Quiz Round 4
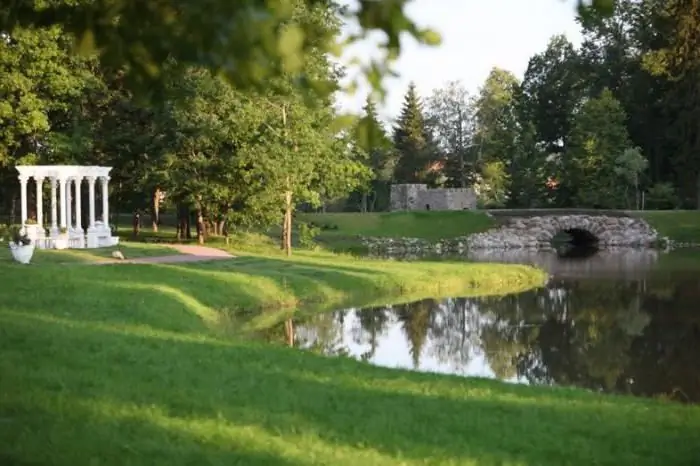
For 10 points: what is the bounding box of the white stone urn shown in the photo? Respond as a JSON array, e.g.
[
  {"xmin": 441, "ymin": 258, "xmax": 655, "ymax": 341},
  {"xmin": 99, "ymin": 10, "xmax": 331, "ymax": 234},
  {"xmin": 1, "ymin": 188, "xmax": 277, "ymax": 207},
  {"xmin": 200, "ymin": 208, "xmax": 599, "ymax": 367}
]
[{"xmin": 9, "ymin": 242, "xmax": 35, "ymax": 264}]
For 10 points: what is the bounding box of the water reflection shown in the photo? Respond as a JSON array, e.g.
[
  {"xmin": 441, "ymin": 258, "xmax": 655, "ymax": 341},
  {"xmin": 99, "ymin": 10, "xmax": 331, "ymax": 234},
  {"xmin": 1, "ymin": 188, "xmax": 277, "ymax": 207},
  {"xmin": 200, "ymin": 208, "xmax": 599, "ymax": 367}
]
[
  {"xmin": 466, "ymin": 248, "xmax": 661, "ymax": 280},
  {"xmin": 258, "ymin": 250, "xmax": 700, "ymax": 403}
]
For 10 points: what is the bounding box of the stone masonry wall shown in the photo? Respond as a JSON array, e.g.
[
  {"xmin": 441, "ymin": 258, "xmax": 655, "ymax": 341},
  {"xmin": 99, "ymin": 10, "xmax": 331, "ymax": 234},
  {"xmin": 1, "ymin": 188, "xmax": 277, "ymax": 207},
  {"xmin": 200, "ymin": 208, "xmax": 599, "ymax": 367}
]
[
  {"xmin": 467, "ymin": 215, "xmax": 659, "ymax": 248},
  {"xmin": 390, "ymin": 184, "xmax": 477, "ymax": 211}
]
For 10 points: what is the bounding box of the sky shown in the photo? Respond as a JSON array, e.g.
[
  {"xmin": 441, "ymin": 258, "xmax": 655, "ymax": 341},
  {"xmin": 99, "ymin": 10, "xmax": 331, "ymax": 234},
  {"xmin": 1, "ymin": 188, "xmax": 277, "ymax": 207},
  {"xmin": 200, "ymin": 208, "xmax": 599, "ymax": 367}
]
[{"xmin": 334, "ymin": 0, "xmax": 584, "ymax": 125}]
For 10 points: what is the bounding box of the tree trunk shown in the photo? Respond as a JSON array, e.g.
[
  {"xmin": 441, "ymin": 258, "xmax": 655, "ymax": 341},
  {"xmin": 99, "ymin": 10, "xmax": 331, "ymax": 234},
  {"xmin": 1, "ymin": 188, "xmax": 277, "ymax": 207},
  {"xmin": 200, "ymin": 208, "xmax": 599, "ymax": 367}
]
[
  {"xmin": 284, "ymin": 319, "xmax": 294, "ymax": 347},
  {"xmin": 361, "ymin": 191, "xmax": 368, "ymax": 213},
  {"xmin": 152, "ymin": 187, "xmax": 161, "ymax": 232},
  {"xmin": 280, "ymin": 190, "xmax": 293, "ymax": 256},
  {"xmin": 195, "ymin": 203, "xmax": 205, "ymax": 245},
  {"xmin": 132, "ymin": 211, "xmax": 141, "ymax": 237},
  {"xmin": 176, "ymin": 203, "xmax": 189, "ymax": 241}
]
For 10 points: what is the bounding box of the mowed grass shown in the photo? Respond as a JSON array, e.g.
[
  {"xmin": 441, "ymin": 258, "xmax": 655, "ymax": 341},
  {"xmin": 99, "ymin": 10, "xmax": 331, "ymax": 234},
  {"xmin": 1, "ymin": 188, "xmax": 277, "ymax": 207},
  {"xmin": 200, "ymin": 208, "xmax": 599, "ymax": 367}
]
[
  {"xmin": 637, "ymin": 210, "xmax": 700, "ymax": 243},
  {"xmin": 297, "ymin": 211, "xmax": 495, "ymax": 252},
  {"xmin": 1, "ymin": 251, "xmax": 698, "ymax": 465},
  {"xmin": 298, "ymin": 211, "xmax": 495, "ymax": 240}
]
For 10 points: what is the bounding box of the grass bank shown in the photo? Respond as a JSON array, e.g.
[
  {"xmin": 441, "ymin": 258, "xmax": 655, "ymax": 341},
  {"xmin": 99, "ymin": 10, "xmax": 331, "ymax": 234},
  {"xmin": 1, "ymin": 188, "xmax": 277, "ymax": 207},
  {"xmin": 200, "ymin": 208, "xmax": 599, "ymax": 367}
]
[
  {"xmin": 636, "ymin": 210, "xmax": 700, "ymax": 243},
  {"xmin": 297, "ymin": 211, "xmax": 495, "ymax": 252},
  {"xmin": 296, "ymin": 210, "xmax": 700, "ymax": 250},
  {"xmin": 2, "ymin": 250, "xmax": 699, "ymax": 465}
]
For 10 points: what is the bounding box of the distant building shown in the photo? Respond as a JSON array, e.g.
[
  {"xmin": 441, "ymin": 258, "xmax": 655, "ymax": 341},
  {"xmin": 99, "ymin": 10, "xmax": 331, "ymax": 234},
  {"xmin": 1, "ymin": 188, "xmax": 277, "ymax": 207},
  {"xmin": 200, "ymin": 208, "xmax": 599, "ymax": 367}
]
[{"xmin": 389, "ymin": 183, "xmax": 477, "ymax": 211}]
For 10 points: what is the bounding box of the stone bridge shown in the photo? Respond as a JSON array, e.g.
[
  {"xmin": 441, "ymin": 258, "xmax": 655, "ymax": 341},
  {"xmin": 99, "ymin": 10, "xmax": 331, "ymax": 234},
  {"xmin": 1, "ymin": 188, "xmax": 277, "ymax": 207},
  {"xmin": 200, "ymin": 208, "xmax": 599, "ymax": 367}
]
[{"xmin": 467, "ymin": 214, "xmax": 659, "ymax": 249}]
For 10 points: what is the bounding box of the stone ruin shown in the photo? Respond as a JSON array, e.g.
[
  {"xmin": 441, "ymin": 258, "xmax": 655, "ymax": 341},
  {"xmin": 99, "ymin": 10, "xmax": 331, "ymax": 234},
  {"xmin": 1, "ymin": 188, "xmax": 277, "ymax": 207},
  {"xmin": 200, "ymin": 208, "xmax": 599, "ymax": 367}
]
[{"xmin": 390, "ymin": 183, "xmax": 477, "ymax": 211}]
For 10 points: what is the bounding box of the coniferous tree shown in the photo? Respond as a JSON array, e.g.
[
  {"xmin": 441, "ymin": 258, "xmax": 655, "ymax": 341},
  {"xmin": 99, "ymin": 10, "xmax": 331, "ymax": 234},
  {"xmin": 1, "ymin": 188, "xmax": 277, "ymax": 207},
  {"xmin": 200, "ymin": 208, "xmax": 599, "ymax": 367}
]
[
  {"xmin": 392, "ymin": 83, "xmax": 437, "ymax": 184},
  {"xmin": 353, "ymin": 96, "xmax": 395, "ymax": 211}
]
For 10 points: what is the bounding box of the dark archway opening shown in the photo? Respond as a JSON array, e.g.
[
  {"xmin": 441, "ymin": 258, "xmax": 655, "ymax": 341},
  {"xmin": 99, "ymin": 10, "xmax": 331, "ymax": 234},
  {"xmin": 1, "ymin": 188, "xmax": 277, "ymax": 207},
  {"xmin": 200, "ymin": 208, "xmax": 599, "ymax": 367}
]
[{"xmin": 552, "ymin": 228, "xmax": 600, "ymax": 259}]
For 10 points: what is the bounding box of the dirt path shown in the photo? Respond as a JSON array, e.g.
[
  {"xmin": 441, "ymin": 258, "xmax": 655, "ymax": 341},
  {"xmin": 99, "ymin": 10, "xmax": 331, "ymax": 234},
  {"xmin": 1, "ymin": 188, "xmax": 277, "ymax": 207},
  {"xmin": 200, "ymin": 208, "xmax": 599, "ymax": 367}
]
[{"xmin": 98, "ymin": 244, "xmax": 235, "ymax": 265}]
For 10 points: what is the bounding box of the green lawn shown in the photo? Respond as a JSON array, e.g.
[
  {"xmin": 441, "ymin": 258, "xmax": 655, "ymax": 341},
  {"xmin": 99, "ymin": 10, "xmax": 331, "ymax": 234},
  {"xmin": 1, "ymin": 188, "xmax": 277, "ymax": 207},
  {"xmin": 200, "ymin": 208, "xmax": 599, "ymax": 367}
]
[
  {"xmin": 297, "ymin": 210, "xmax": 700, "ymax": 249},
  {"xmin": 1, "ymin": 250, "xmax": 698, "ymax": 465},
  {"xmin": 1, "ymin": 235, "xmax": 698, "ymax": 464},
  {"xmin": 297, "ymin": 211, "xmax": 495, "ymax": 252},
  {"xmin": 637, "ymin": 210, "xmax": 700, "ymax": 243}
]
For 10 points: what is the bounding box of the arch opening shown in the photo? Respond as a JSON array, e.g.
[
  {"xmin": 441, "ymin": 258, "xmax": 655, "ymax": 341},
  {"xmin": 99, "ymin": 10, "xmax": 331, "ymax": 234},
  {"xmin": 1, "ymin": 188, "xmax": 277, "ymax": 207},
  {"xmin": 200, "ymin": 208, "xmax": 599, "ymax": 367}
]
[{"xmin": 552, "ymin": 228, "xmax": 600, "ymax": 259}]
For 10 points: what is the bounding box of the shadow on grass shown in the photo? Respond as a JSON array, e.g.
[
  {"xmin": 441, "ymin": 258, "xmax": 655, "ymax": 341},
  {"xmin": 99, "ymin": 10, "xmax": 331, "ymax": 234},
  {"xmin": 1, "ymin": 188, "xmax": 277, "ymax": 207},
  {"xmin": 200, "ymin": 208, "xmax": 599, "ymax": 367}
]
[{"xmin": 2, "ymin": 311, "xmax": 698, "ymax": 466}]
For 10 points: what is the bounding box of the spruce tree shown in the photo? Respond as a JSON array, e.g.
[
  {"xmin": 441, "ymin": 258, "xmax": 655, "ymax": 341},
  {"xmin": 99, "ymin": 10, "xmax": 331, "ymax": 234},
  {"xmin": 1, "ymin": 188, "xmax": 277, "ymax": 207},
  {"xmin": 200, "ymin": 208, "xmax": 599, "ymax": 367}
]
[
  {"xmin": 392, "ymin": 83, "xmax": 436, "ymax": 183},
  {"xmin": 354, "ymin": 96, "xmax": 395, "ymax": 211}
]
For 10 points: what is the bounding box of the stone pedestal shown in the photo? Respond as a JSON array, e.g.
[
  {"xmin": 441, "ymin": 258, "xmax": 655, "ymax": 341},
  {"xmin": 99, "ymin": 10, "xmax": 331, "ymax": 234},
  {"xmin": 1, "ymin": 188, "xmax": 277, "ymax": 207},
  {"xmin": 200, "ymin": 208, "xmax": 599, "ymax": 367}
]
[
  {"xmin": 23, "ymin": 224, "xmax": 46, "ymax": 248},
  {"xmin": 86, "ymin": 227, "xmax": 100, "ymax": 249},
  {"xmin": 54, "ymin": 234, "xmax": 69, "ymax": 250}
]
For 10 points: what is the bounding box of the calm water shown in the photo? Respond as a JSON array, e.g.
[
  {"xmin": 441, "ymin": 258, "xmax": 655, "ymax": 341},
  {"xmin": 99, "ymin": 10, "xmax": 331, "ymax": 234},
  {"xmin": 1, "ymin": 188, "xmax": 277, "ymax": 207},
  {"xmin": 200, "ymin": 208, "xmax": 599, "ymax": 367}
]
[{"xmin": 260, "ymin": 248, "xmax": 700, "ymax": 403}]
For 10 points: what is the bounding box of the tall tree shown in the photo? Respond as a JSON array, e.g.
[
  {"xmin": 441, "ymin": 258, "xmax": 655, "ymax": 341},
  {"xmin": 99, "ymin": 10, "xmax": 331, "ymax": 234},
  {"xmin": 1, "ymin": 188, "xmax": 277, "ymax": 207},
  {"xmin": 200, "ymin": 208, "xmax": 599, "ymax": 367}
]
[
  {"xmin": 425, "ymin": 81, "xmax": 476, "ymax": 187},
  {"xmin": 520, "ymin": 35, "xmax": 585, "ymax": 157},
  {"xmin": 353, "ymin": 96, "xmax": 395, "ymax": 212},
  {"xmin": 0, "ymin": 24, "xmax": 98, "ymax": 220},
  {"xmin": 563, "ymin": 88, "xmax": 635, "ymax": 208},
  {"xmin": 643, "ymin": 0, "xmax": 700, "ymax": 208},
  {"xmin": 392, "ymin": 83, "xmax": 436, "ymax": 184},
  {"xmin": 474, "ymin": 67, "xmax": 521, "ymax": 163}
]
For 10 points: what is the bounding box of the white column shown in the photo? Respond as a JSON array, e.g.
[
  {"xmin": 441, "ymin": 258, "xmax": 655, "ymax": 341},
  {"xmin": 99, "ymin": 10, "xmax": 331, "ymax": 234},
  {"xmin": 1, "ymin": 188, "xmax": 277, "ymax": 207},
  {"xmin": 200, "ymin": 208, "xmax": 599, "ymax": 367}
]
[
  {"xmin": 87, "ymin": 176, "xmax": 96, "ymax": 229},
  {"xmin": 101, "ymin": 176, "xmax": 110, "ymax": 227},
  {"xmin": 74, "ymin": 177, "xmax": 83, "ymax": 231},
  {"xmin": 59, "ymin": 178, "xmax": 67, "ymax": 229},
  {"xmin": 19, "ymin": 176, "xmax": 28, "ymax": 225},
  {"xmin": 50, "ymin": 178, "xmax": 58, "ymax": 231},
  {"xmin": 35, "ymin": 177, "xmax": 44, "ymax": 226},
  {"xmin": 66, "ymin": 179, "xmax": 73, "ymax": 231}
]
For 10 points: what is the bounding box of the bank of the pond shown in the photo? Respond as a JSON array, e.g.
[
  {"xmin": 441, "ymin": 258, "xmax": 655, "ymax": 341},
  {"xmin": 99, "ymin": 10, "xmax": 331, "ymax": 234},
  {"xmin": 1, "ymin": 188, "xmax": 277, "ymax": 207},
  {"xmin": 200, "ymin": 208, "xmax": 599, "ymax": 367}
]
[
  {"xmin": 299, "ymin": 210, "xmax": 700, "ymax": 253},
  {"xmin": 297, "ymin": 211, "xmax": 495, "ymax": 253},
  {"xmin": 636, "ymin": 210, "xmax": 700, "ymax": 245},
  {"xmin": 1, "ymin": 252, "xmax": 698, "ymax": 466},
  {"xmin": 0, "ymin": 247, "xmax": 546, "ymax": 314}
]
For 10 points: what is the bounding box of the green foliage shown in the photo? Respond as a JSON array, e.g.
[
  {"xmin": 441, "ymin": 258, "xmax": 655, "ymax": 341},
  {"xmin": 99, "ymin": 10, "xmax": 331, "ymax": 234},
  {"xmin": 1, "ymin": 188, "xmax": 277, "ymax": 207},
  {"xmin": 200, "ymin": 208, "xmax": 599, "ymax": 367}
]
[
  {"xmin": 520, "ymin": 35, "xmax": 584, "ymax": 156},
  {"xmin": 392, "ymin": 83, "xmax": 437, "ymax": 183},
  {"xmin": 297, "ymin": 221, "xmax": 320, "ymax": 249},
  {"xmin": 475, "ymin": 161, "xmax": 510, "ymax": 208},
  {"xmin": 351, "ymin": 96, "xmax": 394, "ymax": 212},
  {"xmin": 563, "ymin": 89, "xmax": 633, "ymax": 208},
  {"xmin": 0, "ymin": 0, "xmax": 443, "ymax": 104},
  {"xmin": 425, "ymin": 81, "xmax": 476, "ymax": 187},
  {"xmin": 645, "ymin": 182, "xmax": 679, "ymax": 210}
]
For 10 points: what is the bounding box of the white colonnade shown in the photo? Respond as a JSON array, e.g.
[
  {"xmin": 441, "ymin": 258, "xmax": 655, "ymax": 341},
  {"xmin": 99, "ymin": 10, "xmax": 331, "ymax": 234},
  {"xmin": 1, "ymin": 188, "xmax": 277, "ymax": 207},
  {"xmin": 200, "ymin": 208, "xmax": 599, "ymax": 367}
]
[{"xmin": 15, "ymin": 165, "xmax": 119, "ymax": 249}]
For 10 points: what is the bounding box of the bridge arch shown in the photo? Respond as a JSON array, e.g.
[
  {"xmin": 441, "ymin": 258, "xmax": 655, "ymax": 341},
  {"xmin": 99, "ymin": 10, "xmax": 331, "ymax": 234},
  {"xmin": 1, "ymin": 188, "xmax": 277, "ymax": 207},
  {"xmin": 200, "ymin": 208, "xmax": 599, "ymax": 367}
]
[
  {"xmin": 554, "ymin": 227, "xmax": 600, "ymax": 247},
  {"xmin": 466, "ymin": 214, "xmax": 659, "ymax": 249}
]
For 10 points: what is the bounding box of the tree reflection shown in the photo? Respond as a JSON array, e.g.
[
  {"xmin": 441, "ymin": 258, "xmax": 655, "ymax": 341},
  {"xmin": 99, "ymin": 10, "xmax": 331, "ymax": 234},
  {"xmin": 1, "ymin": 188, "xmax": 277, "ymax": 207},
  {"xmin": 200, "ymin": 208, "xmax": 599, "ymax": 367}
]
[
  {"xmin": 257, "ymin": 274, "xmax": 700, "ymax": 403},
  {"xmin": 352, "ymin": 306, "xmax": 390, "ymax": 362}
]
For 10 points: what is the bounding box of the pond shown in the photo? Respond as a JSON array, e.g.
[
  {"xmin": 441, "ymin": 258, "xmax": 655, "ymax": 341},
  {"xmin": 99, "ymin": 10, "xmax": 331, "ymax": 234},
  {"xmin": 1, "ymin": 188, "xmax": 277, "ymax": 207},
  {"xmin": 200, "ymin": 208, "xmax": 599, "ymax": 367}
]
[{"xmin": 260, "ymin": 247, "xmax": 700, "ymax": 403}]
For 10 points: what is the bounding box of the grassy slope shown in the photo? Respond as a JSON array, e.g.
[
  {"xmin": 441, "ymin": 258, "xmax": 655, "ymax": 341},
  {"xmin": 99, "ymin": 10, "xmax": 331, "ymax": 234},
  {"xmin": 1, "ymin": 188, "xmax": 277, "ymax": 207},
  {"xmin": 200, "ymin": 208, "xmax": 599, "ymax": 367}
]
[
  {"xmin": 297, "ymin": 210, "xmax": 700, "ymax": 246},
  {"xmin": 297, "ymin": 211, "xmax": 495, "ymax": 252},
  {"xmin": 1, "ymin": 248, "xmax": 698, "ymax": 465},
  {"xmin": 636, "ymin": 210, "xmax": 700, "ymax": 243}
]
